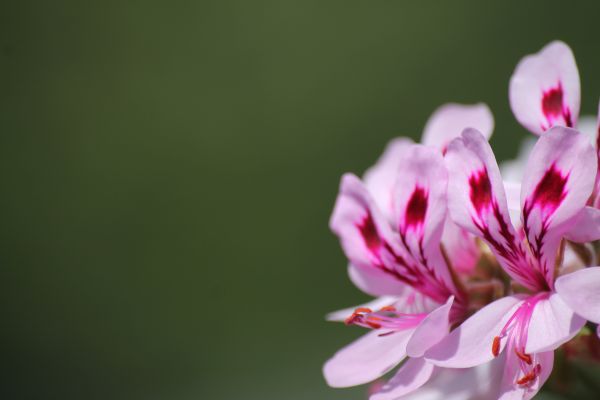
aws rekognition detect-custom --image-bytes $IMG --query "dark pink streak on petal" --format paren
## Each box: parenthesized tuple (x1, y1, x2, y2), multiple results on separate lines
(528, 164, 568, 213)
(357, 213, 382, 253)
(469, 168, 493, 215)
(404, 186, 428, 231)
(541, 83, 573, 130)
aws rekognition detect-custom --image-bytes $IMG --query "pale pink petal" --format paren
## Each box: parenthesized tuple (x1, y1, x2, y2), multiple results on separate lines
(370, 358, 435, 400)
(326, 295, 399, 322)
(421, 103, 494, 151)
(525, 293, 586, 353)
(564, 206, 600, 242)
(441, 218, 478, 275)
(391, 361, 503, 400)
(509, 41, 580, 135)
(330, 174, 408, 296)
(521, 126, 597, 285)
(497, 350, 553, 400)
(504, 181, 522, 228)
(364, 138, 414, 221)
(393, 144, 448, 252)
(407, 296, 454, 358)
(555, 267, 600, 323)
(392, 144, 460, 301)
(323, 328, 413, 387)
(425, 296, 522, 368)
(348, 264, 407, 297)
(445, 129, 537, 290)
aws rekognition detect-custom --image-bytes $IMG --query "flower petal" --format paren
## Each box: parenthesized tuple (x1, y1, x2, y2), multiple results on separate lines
(509, 41, 580, 135)
(425, 296, 522, 368)
(330, 174, 408, 296)
(497, 350, 553, 400)
(370, 358, 435, 400)
(521, 126, 597, 285)
(323, 328, 413, 387)
(564, 206, 600, 242)
(392, 144, 459, 302)
(441, 218, 479, 275)
(393, 144, 448, 251)
(445, 129, 538, 290)
(364, 138, 414, 221)
(348, 264, 407, 297)
(421, 103, 494, 151)
(555, 267, 600, 323)
(390, 361, 503, 400)
(525, 293, 585, 353)
(407, 296, 454, 358)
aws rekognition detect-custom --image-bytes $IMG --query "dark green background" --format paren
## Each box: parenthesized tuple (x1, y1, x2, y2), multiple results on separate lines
(2, 1, 600, 399)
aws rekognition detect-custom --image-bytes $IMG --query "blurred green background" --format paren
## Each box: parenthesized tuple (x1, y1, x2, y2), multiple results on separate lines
(2, 1, 600, 399)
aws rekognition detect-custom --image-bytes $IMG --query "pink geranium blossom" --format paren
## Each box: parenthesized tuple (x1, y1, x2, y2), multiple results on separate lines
(426, 125, 596, 399)
(323, 105, 493, 396)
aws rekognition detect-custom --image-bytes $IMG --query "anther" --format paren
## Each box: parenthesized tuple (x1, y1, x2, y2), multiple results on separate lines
(492, 336, 501, 357)
(515, 348, 532, 365)
(379, 306, 396, 312)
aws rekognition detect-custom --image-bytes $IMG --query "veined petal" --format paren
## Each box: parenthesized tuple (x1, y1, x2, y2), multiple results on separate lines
(364, 138, 414, 221)
(323, 328, 413, 387)
(394, 144, 448, 251)
(425, 296, 522, 368)
(525, 293, 585, 353)
(370, 358, 435, 400)
(509, 41, 580, 135)
(445, 129, 540, 290)
(421, 103, 494, 152)
(407, 296, 454, 358)
(521, 126, 597, 285)
(330, 174, 407, 296)
(556, 267, 600, 323)
(393, 144, 459, 301)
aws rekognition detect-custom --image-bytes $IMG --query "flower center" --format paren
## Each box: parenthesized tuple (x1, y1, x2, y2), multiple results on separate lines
(491, 293, 549, 387)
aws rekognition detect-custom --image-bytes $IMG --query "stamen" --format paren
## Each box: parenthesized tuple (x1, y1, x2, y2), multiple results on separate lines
(379, 305, 396, 312)
(516, 364, 541, 386)
(492, 336, 501, 357)
(515, 348, 533, 365)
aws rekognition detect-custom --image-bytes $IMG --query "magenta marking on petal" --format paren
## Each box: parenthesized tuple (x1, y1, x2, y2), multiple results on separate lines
(468, 168, 493, 215)
(527, 164, 568, 213)
(404, 186, 428, 231)
(357, 213, 382, 254)
(541, 83, 573, 130)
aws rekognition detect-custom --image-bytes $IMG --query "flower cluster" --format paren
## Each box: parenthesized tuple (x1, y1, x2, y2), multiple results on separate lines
(323, 41, 600, 399)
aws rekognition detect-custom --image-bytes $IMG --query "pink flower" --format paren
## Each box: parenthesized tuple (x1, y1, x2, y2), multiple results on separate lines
(426, 126, 596, 399)
(323, 104, 493, 394)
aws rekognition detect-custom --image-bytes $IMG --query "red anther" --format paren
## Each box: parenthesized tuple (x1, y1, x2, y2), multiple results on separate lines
(355, 307, 373, 314)
(516, 370, 537, 386)
(515, 348, 532, 365)
(379, 306, 396, 312)
(492, 336, 501, 357)
(344, 314, 358, 325)
(366, 321, 382, 329)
